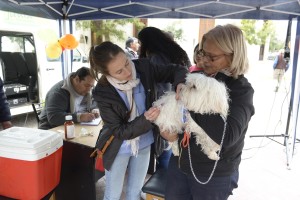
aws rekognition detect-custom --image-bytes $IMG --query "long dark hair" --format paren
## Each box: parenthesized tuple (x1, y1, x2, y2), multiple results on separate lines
(138, 27, 190, 67)
(89, 41, 124, 81)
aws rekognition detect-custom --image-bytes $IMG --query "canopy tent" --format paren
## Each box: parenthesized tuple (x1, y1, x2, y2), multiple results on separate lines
(1, 0, 300, 20)
(1, 0, 300, 166)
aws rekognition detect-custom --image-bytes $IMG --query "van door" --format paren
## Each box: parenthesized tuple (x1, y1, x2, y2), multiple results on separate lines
(0, 31, 38, 110)
(36, 42, 63, 101)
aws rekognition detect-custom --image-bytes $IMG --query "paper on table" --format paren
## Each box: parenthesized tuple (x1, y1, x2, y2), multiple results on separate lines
(80, 117, 102, 126)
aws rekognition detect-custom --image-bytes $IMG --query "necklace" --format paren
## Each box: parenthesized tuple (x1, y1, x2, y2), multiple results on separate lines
(188, 116, 227, 184)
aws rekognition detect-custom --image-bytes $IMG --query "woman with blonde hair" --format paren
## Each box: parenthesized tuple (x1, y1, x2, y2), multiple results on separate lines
(162, 24, 255, 200)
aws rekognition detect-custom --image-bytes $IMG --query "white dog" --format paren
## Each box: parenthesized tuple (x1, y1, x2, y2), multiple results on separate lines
(153, 73, 229, 160)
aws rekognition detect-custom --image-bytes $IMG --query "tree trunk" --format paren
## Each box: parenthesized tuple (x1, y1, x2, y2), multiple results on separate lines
(259, 45, 264, 61)
(91, 21, 104, 45)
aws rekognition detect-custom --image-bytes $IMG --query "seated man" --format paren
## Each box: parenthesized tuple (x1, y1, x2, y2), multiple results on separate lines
(39, 67, 99, 130)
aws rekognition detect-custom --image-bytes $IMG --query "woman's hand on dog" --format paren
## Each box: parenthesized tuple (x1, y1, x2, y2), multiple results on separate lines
(144, 106, 160, 122)
(160, 130, 178, 142)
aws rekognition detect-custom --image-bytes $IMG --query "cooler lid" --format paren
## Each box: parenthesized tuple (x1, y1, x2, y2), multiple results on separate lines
(0, 127, 63, 161)
(0, 126, 62, 151)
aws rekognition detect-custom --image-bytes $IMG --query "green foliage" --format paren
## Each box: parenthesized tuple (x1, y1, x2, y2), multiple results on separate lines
(240, 20, 275, 45)
(257, 20, 275, 45)
(240, 20, 258, 45)
(76, 20, 90, 29)
(76, 19, 145, 44)
(240, 19, 284, 52)
(163, 25, 183, 41)
(269, 37, 285, 52)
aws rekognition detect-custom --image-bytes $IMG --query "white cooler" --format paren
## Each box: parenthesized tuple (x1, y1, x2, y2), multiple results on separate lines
(0, 127, 63, 200)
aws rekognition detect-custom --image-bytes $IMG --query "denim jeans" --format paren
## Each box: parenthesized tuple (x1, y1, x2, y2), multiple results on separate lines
(165, 156, 239, 200)
(156, 148, 172, 170)
(104, 146, 151, 200)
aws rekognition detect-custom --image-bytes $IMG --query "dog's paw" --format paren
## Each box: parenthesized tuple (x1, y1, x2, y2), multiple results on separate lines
(212, 143, 221, 152)
(207, 152, 220, 160)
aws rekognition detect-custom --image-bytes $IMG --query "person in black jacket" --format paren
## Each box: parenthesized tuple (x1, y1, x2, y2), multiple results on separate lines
(89, 41, 187, 200)
(161, 24, 255, 200)
(0, 77, 12, 130)
(138, 26, 191, 170)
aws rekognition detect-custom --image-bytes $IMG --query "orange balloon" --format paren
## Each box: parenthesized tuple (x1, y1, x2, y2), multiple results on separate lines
(46, 41, 62, 59)
(59, 34, 79, 50)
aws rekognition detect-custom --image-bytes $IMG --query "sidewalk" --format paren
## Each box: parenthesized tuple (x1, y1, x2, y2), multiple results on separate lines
(230, 60, 300, 199)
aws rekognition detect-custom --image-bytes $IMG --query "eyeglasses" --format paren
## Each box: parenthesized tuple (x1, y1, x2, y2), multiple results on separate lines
(196, 49, 227, 62)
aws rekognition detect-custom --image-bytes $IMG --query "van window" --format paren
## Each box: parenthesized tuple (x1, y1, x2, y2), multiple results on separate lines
(2, 36, 23, 52)
(73, 48, 81, 62)
(24, 38, 35, 53)
(1, 36, 35, 53)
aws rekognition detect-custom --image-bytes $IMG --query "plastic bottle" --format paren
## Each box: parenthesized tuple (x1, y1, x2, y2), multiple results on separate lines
(64, 115, 75, 139)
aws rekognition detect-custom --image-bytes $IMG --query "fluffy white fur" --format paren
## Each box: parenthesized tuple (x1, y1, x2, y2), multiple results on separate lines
(152, 92, 184, 133)
(153, 73, 229, 160)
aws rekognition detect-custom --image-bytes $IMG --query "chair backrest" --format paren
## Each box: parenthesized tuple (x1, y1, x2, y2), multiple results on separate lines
(32, 103, 43, 124)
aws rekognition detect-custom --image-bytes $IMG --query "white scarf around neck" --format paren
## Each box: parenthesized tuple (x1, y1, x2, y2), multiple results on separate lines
(106, 61, 141, 156)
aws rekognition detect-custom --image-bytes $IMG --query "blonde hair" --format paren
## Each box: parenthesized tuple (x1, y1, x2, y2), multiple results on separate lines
(201, 24, 249, 79)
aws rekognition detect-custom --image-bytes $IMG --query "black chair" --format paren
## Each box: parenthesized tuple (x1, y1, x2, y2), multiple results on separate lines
(142, 168, 167, 200)
(32, 103, 43, 124)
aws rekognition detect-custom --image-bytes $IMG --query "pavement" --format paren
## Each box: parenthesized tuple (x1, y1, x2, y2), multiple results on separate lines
(228, 60, 300, 200)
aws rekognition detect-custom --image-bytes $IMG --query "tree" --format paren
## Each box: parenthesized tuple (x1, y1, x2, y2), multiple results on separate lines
(240, 20, 276, 46)
(240, 20, 280, 60)
(163, 22, 184, 41)
(76, 19, 145, 45)
(269, 37, 285, 52)
(240, 20, 258, 45)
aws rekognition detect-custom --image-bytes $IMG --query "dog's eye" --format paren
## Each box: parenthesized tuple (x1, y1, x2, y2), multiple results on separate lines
(191, 85, 196, 89)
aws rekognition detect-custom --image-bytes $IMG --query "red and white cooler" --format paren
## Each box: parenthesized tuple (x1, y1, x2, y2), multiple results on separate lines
(0, 127, 63, 200)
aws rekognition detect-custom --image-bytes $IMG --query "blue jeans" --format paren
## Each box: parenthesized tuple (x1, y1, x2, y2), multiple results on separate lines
(156, 148, 172, 170)
(104, 146, 151, 200)
(165, 156, 239, 200)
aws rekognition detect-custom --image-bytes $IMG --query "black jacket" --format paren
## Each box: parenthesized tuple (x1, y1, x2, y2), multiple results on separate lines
(178, 72, 255, 177)
(93, 58, 187, 170)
